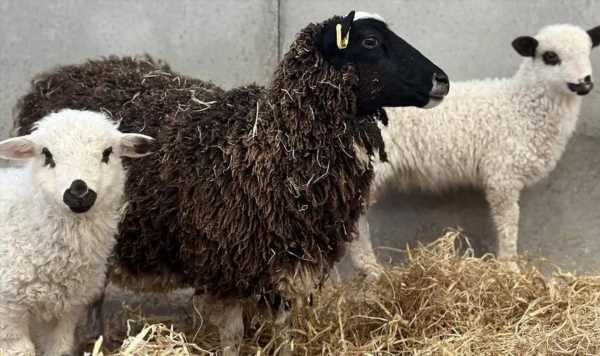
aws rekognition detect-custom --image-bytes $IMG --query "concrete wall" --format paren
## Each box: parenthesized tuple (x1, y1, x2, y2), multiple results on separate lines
(1, 0, 600, 272)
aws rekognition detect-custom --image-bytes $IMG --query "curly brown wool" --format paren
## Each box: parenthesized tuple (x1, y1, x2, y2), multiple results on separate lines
(14, 17, 386, 300)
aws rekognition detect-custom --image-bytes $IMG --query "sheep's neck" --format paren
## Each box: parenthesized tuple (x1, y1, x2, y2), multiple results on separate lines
(513, 63, 583, 161)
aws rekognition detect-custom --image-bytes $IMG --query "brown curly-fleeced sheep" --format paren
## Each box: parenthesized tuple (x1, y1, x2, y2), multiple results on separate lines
(15, 23, 385, 301)
(14, 11, 450, 354)
(14, 12, 448, 309)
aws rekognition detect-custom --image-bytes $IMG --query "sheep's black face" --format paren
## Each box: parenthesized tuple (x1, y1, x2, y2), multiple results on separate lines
(319, 11, 449, 114)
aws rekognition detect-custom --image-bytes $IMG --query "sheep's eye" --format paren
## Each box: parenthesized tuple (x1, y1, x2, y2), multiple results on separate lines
(101, 147, 113, 164)
(542, 51, 560, 65)
(362, 37, 379, 49)
(41, 147, 55, 168)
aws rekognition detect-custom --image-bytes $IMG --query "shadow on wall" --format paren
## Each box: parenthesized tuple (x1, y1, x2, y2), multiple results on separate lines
(369, 188, 495, 264)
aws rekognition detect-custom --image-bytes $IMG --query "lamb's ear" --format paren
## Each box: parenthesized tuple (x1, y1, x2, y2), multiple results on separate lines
(512, 36, 538, 57)
(320, 10, 356, 68)
(588, 26, 600, 48)
(118, 133, 156, 158)
(0, 136, 38, 160)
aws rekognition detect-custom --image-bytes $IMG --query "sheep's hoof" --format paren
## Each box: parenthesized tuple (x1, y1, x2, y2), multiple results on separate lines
(358, 266, 382, 283)
(499, 259, 521, 273)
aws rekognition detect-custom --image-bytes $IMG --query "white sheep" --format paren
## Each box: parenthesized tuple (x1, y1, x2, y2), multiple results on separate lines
(348, 24, 600, 276)
(0, 109, 153, 356)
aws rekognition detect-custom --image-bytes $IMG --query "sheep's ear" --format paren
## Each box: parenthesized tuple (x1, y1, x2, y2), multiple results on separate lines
(588, 26, 600, 48)
(0, 136, 38, 160)
(320, 10, 356, 68)
(339, 10, 355, 47)
(512, 36, 538, 57)
(118, 133, 156, 158)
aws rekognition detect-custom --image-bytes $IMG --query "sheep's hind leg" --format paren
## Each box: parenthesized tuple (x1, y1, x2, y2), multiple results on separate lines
(347, 214, 382, 281)
(486, 185, 521, 272)
(0, 308, 35, 356)
(193, 294, 244, 356)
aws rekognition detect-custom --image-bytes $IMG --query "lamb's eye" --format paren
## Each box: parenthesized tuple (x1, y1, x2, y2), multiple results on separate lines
(362, 37, 379, 49)
(41, 147, 55, 168)
(542, 51, 560, 65)
(101, 147, 113, 164)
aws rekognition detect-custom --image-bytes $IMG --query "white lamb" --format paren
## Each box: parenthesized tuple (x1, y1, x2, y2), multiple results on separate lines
(348, 24, 600, 276)
(0, 109, 153, 356)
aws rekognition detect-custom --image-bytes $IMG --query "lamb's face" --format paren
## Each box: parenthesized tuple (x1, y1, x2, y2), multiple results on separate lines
(512, 24, 600, 96)
(319, 11, 450, 114)
(0, 109, 154, 215)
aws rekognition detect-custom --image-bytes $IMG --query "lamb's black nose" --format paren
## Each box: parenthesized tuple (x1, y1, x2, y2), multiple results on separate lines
(63, 180, 97, 214)
(430, 72, 450, 98)
(568, 80, 594, 96)
(69, 179, 88, 197)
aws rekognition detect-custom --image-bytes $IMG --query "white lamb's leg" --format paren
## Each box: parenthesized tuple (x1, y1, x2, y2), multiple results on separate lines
(347, 213, 382, 281)
(39, 305, 84, 356)
(0, 308, 35, 356)
(193, 294, 244, 356)
(486, 185, 521, 271)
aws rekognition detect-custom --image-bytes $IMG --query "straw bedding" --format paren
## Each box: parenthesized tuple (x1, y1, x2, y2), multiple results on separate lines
(86, 231, 600, 355)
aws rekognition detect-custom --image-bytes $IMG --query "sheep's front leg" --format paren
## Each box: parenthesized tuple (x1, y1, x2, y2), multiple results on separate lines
(39, 305, 84, 356)
(486, 185, 521, 271)
(0, 308, 35, 356)
(272, 299, 294, 356)
(84, 291, 106, 341)
(193, 294, 244, 356)
(347, 214, 381, 281)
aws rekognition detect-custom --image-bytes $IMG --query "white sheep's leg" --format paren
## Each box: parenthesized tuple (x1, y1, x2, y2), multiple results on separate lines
(0, 309, 35, 356)
(347, 214, 382, 281)
(486, 186, 521, 271)
(85, 289, 106, 341)
(39, 306, 84, 356)
(193, 294, 244, 356)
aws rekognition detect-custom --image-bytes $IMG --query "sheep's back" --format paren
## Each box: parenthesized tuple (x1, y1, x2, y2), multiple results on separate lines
(13, 56, 309, 298)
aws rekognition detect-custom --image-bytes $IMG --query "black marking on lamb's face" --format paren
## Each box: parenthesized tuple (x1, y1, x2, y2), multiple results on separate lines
(512, 36, 538, 58)
(63, 179, 97, 213)
(542, 51, 561, 65)
(319, 12, 450, 114)
(102, 146, 113, 163)
(588, 26, 600, 48)
(41, 147, 55, 168)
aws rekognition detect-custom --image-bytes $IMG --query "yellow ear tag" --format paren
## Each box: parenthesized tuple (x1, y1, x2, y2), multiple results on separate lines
(336, 23, 349, 49)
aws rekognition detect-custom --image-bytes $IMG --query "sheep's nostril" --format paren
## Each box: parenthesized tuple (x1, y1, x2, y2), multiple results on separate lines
(430, 72, 450, 98)
(434, 72, 449, 85)
(69, 179, 88, 197)
(584, 75, 592, 84)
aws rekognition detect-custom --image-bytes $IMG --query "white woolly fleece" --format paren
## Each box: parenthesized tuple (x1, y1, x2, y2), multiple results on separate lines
(373, 24, 593, 196)
(346, 24, 596, 279)
(0, 110, 133, 355)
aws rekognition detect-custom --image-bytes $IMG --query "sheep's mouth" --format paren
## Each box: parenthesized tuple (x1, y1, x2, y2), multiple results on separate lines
(423, 95, 444, 109)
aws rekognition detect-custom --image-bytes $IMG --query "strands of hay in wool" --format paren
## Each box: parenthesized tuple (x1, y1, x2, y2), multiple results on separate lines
(95, 231, 600, 355)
